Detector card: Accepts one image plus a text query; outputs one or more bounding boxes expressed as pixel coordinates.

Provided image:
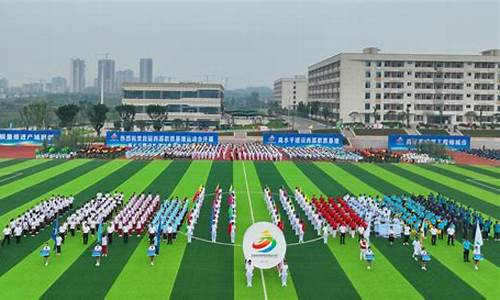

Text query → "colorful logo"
[252,230,277,253]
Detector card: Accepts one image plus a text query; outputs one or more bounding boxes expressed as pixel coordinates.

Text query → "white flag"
[474,222,483,247]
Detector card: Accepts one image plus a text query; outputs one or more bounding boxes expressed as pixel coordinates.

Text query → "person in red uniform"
[359,238,368,260]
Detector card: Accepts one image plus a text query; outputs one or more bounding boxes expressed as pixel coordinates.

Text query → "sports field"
[0,158,498,299]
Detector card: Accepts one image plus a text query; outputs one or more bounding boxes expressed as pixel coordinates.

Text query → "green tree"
[113,120,122,131]
[146,104,168,131]
[115,104,136,131]
[310,101,320,116]
[55,104,80,130]
[87,104,109,136]
[26,101,50,129]
[19,106,32,129]
[135,120,147,131]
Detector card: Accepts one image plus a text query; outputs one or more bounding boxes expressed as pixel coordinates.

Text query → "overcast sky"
[0,0,498,88]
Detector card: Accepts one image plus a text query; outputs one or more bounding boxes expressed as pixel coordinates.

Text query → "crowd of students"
[2,195,73,245]
[111,193,160,242]
[281,147,362,162]
[465,148,500,161]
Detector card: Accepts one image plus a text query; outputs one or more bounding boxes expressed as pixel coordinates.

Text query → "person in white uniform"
[245,259,254,287]
[280,260,288,287]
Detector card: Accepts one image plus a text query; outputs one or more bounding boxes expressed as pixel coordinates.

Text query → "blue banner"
[0,129,60,145]
[388,134,470,151]
[106,131,219,147]
[262,132,343,148]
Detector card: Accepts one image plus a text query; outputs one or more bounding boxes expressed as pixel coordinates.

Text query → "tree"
[115,104,136,131]
[135,120,147,131]
[87,104,108,136]
[310,101,320,116]
[348,111,360,123]
[25,102,50,129]
[55,104,79,130]
[113,120,122,131]
[372,106,380,124]
[464,111,477,126]
[19,106,32,129]
[146,104,168,131]
[322,105,331,126]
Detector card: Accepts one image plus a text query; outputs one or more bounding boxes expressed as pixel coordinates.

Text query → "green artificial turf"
[0,160,105,216]
[0,160,497,300]
[254,161,361,300]
[0,160,164,299]
[0,159,89,201]
[0,159,55,186]
[284,162,422,300]
[0,158,25,169]
[409,165,499,206]
[232,161,299,300]
[313,163,486,299]
[170,161,234,300]
[106,160,213,300]
[40,161,191,299]
[0,160,140,276]
[458,165,500,180]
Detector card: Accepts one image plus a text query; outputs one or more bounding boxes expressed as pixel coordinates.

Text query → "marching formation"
[3,195,73,245]
[186,186,206,243]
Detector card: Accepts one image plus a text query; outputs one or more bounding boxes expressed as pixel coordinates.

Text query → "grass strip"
[106,160,212,300]
[0,160,141,276]
[408,165,499,205]
[170,161,234,300]
[457,165,500,183]
[0,160,158,299]
[0,159,53,185]
[0,160,104,217]
[233,161,299,300]
[0,159,89,202]
[0,159,23,169]
[255,161,360,300]
[316,162,486,299]
[40,161,191,299]
[292,162,422,300]
[381,164,499,219]
[424,165,500,193]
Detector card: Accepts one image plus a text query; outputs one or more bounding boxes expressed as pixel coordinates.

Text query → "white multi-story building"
[273,75,308,109]
[122,82,223,126]
[308,47,500,126]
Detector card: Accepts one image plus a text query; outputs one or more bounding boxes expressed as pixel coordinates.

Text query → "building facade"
[308,48,500,126]
[140,58,153,83]
[122,82,223,126]
[70,58,85,93]
[273,75,308,109]
[97,59,116,94]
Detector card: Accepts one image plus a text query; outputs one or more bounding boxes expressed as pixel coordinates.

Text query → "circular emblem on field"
[243,222,286,269]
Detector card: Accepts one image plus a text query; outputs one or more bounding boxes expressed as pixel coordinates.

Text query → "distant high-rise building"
[70,58,86,93]
[50,76,68,94]
[140,58,153,83]
[115,69,135,90]
[97,59,116,94]
[0,78,8,94]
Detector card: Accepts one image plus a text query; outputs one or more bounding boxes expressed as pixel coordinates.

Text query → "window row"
[132,105,220,114]
[123,89,222,99]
